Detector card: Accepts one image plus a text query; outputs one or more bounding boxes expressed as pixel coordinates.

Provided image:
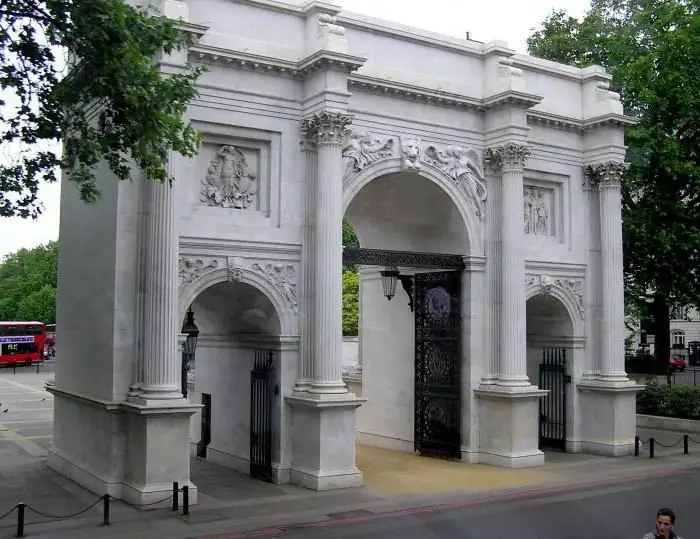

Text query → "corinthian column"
[586,162,629,382]
[295,126,317,392]
[305,111,352,395]
[484,143,532,387]
[138,155,182,401]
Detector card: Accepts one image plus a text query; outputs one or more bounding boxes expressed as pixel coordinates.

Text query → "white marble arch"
[178,267,298,337]
[342,157,483,256]
[525,279,585,338]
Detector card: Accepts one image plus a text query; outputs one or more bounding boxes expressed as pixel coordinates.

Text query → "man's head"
[655,508,676,537]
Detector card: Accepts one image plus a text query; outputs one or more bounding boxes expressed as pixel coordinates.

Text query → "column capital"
[483,142,531,173]
[300,110,352,146]
[584,161,628,189]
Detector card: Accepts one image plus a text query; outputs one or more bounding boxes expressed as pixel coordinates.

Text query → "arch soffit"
[525,277,584,336]
[342,157,483,256]
[178,267,297,336]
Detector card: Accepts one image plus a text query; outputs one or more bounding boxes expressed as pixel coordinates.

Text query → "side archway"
[525,278,585,337]
[342,157,483,256]
[179,267,298,336]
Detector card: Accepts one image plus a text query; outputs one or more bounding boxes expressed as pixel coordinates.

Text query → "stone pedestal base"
[47,386,200,507]
[121,401,201,507]
[287,393,366,491]
[474,385,547,468]
[578,381,643,456]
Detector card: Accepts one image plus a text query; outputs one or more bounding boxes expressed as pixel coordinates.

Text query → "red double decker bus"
[0,322,47,366]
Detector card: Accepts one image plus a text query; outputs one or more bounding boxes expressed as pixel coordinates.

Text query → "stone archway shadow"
[178,267,298,336]
[342,157,484,256]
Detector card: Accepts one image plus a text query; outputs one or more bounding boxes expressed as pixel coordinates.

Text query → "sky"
[0,0,589,259]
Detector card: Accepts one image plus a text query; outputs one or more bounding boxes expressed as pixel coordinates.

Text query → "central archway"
[343,157,482,256]
[342,161,476,462]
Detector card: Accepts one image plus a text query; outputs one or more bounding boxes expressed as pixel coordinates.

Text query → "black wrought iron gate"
[250,350,275,482]
[414,271,462,459]
[538,348,569,451]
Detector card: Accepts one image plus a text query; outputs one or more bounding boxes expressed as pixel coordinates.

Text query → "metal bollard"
[182,485,189,516]
[684,434,689,455]
[634,435,640,457]
[650,437,655,458]
[172,482,179,511]
[103,494,110,526]
[16,503,25,538]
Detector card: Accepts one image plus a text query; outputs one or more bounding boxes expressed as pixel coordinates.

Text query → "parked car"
[670,355,687,372]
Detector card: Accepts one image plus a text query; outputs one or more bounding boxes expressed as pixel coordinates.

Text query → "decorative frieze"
[342,131,394,175]
[523,186,551,236]
[179,257,220,288]
[526,273,585,319]
[425,144,487,219]
[251,262,298,312]
[201,145,258,210]
[400,136,421,170]
[483,143,531,171]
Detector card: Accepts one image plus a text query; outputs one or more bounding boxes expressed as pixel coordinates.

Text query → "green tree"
[527,0,700,367]
[342,269,359,336]
[0,241,58,322]
[1,0,204,218]
[342,219,359,248]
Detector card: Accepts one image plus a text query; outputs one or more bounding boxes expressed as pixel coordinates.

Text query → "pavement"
[0,365,698,539]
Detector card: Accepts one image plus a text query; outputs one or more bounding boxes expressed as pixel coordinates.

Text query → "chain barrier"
[0,482,191,537]
[634,433,700,458]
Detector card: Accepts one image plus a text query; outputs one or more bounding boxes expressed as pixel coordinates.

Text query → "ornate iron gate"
[538,348,569,451]
[414,271,462,459]
[250,350,275,482]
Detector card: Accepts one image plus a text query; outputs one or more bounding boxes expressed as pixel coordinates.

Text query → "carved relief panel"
[522,173,568,248]
[523,185,554,237]
[202,145,258,210]
[192,132,275,228]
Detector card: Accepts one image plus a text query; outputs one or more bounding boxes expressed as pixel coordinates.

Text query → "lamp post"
[181,307,199,398]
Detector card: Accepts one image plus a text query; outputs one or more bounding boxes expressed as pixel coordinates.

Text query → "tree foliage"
[0,242,58,323]
[342,220,359,335]
[528,0,700,362]
[1,0,204,218]
[342,269,359,336]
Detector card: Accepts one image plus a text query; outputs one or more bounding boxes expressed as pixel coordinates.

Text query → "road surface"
[271,469,700,539]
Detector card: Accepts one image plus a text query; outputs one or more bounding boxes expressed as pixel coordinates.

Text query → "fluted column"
[303,111,351,395]
[295,129,318,392]
[483,170,502,384]
[587,162,629,382]
[139,155,182,401]
[484,143,532,387]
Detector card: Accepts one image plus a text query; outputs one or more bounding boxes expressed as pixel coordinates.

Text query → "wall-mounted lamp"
[380,266,400,301]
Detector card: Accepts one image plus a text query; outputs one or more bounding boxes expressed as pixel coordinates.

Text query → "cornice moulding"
[525,260,587,277]
[179,237,302,257]
[483,91,543,110]
[297,50,366,75]
[347,74,484,111]
[189,46,365,77]
[583,113,638,129]
[175,21,209,40]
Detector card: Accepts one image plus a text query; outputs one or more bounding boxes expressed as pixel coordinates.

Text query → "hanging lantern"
[380,266,400,301]
[181,307,200,362]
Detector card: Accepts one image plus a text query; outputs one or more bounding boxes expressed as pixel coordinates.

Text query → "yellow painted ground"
[357,444,554,496]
